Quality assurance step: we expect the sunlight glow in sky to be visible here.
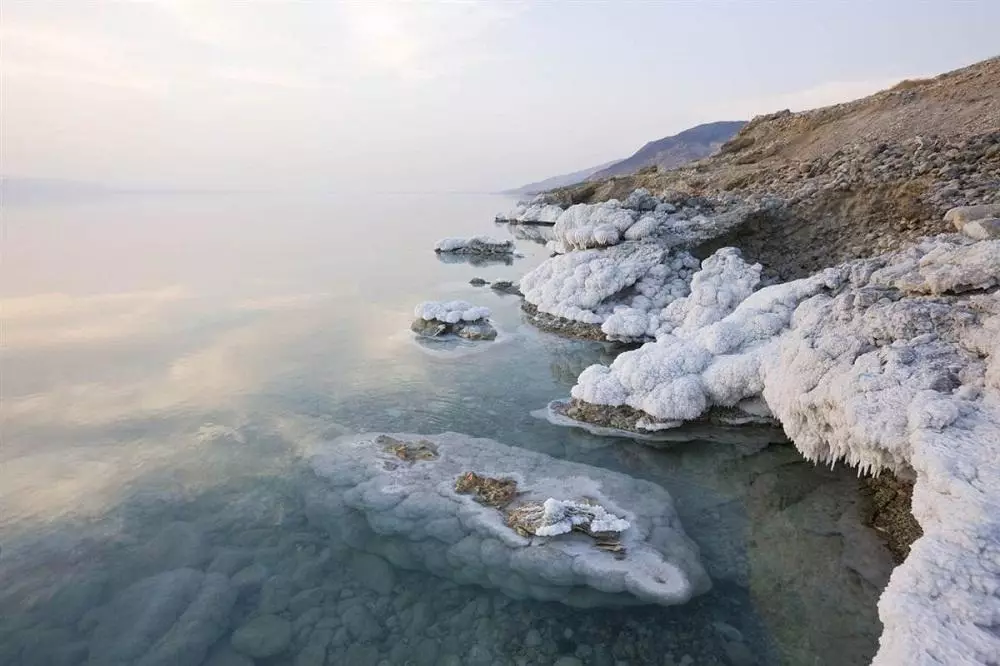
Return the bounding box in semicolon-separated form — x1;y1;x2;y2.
2;1;997;192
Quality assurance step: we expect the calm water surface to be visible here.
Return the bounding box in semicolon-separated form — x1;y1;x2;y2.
0;193;887;666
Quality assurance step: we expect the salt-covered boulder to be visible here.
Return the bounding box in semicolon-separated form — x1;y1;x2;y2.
551;200;658;252
602;248;763;342
411;301;496;340
434;236;515;255
303;432;710;607
573;268;840;424
519;242;699;328
87;569;236;666
497;197;564;225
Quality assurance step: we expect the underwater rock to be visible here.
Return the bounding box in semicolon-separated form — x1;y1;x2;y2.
87;569;236;666
303;432;710;607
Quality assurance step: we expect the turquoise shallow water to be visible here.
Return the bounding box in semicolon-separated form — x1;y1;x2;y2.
0;192;887;665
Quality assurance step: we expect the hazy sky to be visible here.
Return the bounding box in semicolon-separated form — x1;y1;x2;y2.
2;1;998;192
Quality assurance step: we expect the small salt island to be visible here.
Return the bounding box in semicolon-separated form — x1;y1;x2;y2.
411;300;497;340
434;236;515;256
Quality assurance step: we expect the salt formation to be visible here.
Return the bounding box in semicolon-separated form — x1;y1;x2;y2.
434;236;514;255
530;498;631;537
411;301;496;340
497;200;565;225
519;242;699;327
516;190;772;340
565;235;1000;664
573;267;838;422
303;432;710;607
602;248;764;342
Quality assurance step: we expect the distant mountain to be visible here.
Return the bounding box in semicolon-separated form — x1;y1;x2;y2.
506;160;620;195
505;121;746;196
1;176;113;203
587;121;746;181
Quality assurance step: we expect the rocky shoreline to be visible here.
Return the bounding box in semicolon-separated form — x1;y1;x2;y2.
501;57;1000;665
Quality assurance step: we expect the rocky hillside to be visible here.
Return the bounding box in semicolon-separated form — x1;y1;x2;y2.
548;56;1000;280
587;121;746;181
505;160;618;195
506;120;745;195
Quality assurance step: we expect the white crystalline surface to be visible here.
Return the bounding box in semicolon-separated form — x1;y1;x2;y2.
414;300;490;324
574;269;838;419
569;235;1000;664
602;248;764;342
304;432;710;607
434;236;514;254
519;242;698;326
533;498;632;537
502;202;565;224
550;199;668;252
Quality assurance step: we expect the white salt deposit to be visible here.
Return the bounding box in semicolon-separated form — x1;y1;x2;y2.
413;300;490;324
304;432;710;607
566;235;1000;664
519;242;698;326
434;236;514;254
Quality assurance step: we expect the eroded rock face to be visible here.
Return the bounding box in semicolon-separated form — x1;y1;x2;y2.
303;432;710;608
87;569;236;666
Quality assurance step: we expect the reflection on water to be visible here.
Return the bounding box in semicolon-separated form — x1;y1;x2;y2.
435;251;516;267
1;193;888;665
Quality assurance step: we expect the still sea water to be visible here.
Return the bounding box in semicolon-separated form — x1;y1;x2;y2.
0;192;888;665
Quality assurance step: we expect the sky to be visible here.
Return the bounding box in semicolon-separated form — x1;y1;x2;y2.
2;1;998;193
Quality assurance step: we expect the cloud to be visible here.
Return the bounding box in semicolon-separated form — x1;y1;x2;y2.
1;287;189;349
338;1;521;82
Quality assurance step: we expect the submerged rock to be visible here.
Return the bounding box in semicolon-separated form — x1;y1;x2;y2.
303;432;710;607
490;280;523;296
230;614;292;659
87;569;236;666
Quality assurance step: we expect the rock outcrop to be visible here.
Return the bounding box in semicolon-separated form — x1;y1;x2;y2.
434;236;515;255
558;234;1000;664
411;301;497;341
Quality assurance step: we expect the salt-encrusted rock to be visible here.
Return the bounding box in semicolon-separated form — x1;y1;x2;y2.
497;197;564;225
572;268;839;424
943;203;1000;231
411;301;497;341
550;200;667;252
602;247;763;342
87;569;236;666
303;432;710;607
519;242;699;328
434;236;515;255
563;235;1000;663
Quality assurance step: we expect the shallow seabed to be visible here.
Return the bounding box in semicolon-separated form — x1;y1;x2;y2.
1;192;890;665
